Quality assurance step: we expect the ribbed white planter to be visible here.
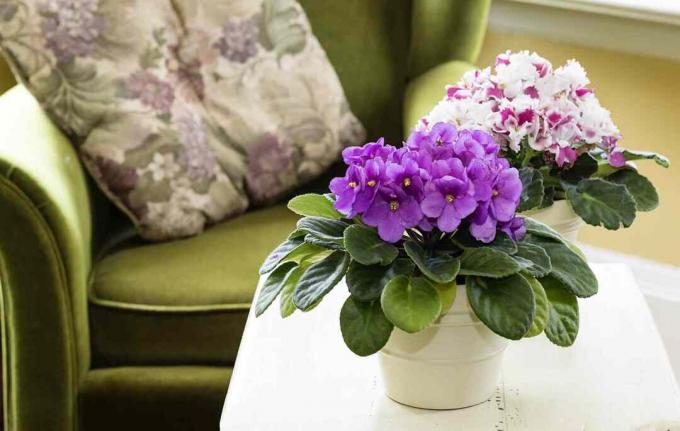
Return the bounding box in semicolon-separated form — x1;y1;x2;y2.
523;200;584;242
378;285;508;410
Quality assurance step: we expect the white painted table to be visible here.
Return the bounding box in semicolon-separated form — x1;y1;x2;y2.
221;264;680;430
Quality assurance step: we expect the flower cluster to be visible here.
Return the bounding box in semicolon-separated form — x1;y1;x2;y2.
331;124;525;243
421;50;624;167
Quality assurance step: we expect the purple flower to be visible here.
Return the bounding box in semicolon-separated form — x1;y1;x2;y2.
489;168;522;222
499;217;526;242
124;71;175;113
39;0;106;63
362;186;422;243
386;154;423;198
330;159;384;218
329;126;524;245
213;17;259;63
421;176;477;232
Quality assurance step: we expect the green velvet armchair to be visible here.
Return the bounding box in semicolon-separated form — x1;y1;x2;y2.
0;1;489;429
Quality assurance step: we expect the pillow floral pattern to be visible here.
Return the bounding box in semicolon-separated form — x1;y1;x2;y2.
0;0;364;240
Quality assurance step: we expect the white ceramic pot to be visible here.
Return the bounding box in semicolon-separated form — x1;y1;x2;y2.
378;285;508;410
523;200;583;242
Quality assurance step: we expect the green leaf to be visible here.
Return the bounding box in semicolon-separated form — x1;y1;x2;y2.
513;243;551;278
560;153;598;182
435;282;458;314
541;276;579;346
340;297;394;356
296;217;349;245
287;193;343;219
344;225;399;266
523;217;567;244
279;265;303;318
458;247;521;278
451;229;518;254
466;274;535;340
281;242;328;265
255;262;297;316
259;238;303;274
346;259;415;302
304;234;343;250
404;241;461;284
540;186;556;209
622;149;670;168
381;276;442;333
293;251;350;310
607;169;659;212
523;275;549;337
528;235;598;298
565;178;636;229
518;167;544;211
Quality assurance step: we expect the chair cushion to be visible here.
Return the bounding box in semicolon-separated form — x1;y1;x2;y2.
90;204;297;366
80;366;230;431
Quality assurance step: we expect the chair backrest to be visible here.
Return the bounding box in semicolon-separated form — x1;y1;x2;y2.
299;0;412;144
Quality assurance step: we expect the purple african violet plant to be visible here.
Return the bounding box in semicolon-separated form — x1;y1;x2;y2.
255;125;599;357
330;124;525;244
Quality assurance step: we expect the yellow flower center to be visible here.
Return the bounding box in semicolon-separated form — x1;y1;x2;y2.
446;194;454;203
492;190;499;197
367;180;376;187
389;200;399;212
348;181;358;188
403;178;411;187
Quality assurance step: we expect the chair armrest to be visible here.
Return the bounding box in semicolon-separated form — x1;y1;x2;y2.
403;60;475;135
408;0;490;77
0;86;92;430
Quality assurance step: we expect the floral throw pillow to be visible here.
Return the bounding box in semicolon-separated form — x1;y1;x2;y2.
0;0;364;240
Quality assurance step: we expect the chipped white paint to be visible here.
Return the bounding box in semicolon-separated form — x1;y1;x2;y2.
221;264;680;430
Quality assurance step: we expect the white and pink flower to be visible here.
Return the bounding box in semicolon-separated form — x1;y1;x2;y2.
420;50;622;167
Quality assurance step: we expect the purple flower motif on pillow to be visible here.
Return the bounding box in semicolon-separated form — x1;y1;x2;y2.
39;0;107;63
124;71;175;113
213;17;259;63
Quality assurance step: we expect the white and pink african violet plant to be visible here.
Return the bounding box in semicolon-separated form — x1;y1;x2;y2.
420;50;668;227
255;125;597;357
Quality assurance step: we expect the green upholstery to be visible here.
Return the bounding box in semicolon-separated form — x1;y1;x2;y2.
90;205;297;366
403;60;477;133
80;367;231;431
0;1;490;429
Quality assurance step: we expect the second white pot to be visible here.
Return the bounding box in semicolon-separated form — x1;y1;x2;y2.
523;200;583;241
378;285;508;410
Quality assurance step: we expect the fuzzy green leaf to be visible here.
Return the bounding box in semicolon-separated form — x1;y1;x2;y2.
518;167;544;212
466;274;535;340
622;150;670;168
288;193;343;219
403;241;460;284
565;178;636;229
259;238;303;275
255;262;297;316
524;275;549;337
340;297;393;356
513;243;551;278
529;235;598;298
607;169;659;212
293;251;350;310
344;225;399;266
458;247;521;278
381;276;442;333
296;217;349;245
541;276;579;346
346;259;415;302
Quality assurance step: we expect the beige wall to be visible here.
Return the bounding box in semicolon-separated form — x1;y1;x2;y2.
479;31;680;266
